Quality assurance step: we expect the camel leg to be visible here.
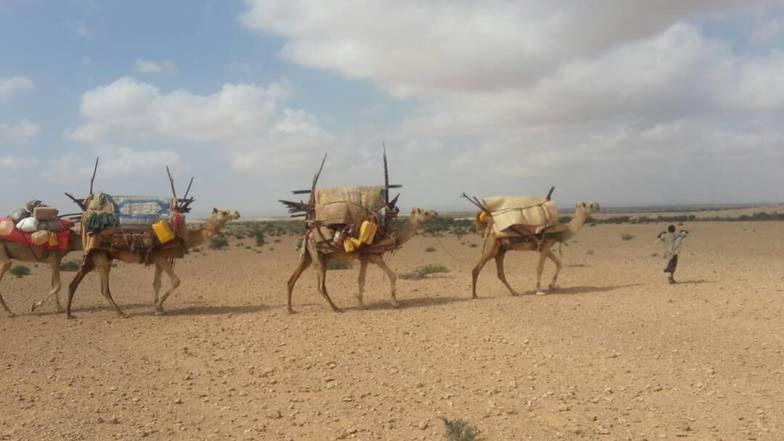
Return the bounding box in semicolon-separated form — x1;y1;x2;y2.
152;263;163;306
32;254;64;313
66;256;96;319
495;251;520;296
315;255;341;313
153;257;180;315
535;250;548;296
357;257;369;308
0;260;14;317
369;254;399;308
544;246;563;291
93;253;128;318
286;250;312;314
471;236;499;299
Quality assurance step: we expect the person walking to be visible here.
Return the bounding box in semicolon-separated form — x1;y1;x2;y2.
657;224;689;284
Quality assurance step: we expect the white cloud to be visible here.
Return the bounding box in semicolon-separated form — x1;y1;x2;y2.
0;119;40;143
0;76;33;101
68;77;328;174
242;0;744;97
77;21;91;38
135;59;177;74
47;147;181;181
237;1;784;207
0;155;37;170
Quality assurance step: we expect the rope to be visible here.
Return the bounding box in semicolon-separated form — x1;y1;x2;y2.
434;234;470;264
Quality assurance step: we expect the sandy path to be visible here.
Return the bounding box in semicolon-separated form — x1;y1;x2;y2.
1;222;783;440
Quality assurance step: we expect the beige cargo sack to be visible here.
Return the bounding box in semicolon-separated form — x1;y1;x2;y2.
483;196;559;235
315;186;385;227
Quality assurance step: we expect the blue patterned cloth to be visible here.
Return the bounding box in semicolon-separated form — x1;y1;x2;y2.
111;196;172;225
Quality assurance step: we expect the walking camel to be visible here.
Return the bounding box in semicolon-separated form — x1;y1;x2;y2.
287;207;438;313
65;208;240;318
471;202;600;298
0;229;82;317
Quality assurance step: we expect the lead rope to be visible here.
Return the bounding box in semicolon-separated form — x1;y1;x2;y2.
433;234;470;264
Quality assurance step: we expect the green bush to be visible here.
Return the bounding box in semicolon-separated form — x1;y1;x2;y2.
10;265;31;278
400;264;450;280
252;227;266;247
441;417;480;441
209;233;229;250
59;261;80;272
326;259;352;270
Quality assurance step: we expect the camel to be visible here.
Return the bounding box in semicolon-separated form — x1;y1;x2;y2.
471;202;600;298
65;208;240;319
286;208;439;313
0;230;82;317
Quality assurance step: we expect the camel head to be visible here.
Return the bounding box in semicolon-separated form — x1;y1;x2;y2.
409;208;439;224
575;202;600;216
211;208;241;223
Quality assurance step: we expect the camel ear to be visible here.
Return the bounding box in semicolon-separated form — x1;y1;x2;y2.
213;208;218;214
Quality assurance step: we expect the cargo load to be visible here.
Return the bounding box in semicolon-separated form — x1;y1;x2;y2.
9;208;30;224
30;230;50;246
33;206;59;221
482;196;559;235
0;219;14;236
79;192;186;253
315;186;385;227
38;220;64;232
113;196;173;225
16;217;39;233
0;216;74;250
279;152;403;255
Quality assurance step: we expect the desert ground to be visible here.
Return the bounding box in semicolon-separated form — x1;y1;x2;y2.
1;219;783;440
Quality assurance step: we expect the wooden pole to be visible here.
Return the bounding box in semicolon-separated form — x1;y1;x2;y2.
165;166;178;200
89;157;99;195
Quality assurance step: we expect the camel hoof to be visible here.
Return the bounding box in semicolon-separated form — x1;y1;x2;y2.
390;301;400;309
472;294;478;300
535;291;547;296
510;291;521;297
548;285;559;292
30;303;39;312
66;314;76;320
287;308;297;314
331;307;344;313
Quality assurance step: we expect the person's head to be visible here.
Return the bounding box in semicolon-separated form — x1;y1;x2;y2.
667;224;676;233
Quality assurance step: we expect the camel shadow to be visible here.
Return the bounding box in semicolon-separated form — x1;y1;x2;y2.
30;303;151;317
141;304;269;317
346;295;472;312
37;303;267;318
543;283;644;296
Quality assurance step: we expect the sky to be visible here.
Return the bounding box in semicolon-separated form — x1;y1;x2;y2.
1;0;783;216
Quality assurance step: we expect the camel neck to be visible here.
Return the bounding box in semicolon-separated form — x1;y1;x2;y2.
397;217;422;244
564;208;588;241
